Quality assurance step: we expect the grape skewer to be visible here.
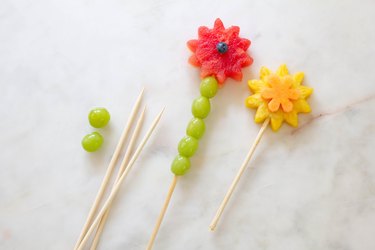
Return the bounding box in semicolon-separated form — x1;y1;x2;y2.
147;18;253;250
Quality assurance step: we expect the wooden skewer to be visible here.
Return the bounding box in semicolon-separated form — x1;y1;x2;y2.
74;88;144;250
146;175;178;250
76;108;165;250
90;106;146;250
209;118;270;231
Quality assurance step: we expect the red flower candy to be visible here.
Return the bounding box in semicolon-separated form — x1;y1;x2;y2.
187;18;253;84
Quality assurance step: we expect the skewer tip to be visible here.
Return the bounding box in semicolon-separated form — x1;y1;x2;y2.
155;107;166;121
161;106;166;113
137;87;145;101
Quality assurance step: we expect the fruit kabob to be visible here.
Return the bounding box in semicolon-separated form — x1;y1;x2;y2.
146;18;253;249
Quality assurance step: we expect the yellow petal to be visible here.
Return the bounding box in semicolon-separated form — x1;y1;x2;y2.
270;111;284;131
293;72;304;86
260;66;271;80
261;88;275;99
248;79;266;93
245;94;263;108
283;75;294;88
254;103;269;123
281;99;293;113
284;111;298;127
294;99;311;113
268;98;281;112
297;86;313;99
276;64;289;76
267;74;280;88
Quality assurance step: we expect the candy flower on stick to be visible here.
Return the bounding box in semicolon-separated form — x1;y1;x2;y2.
209;64;313;230
147;18;252;249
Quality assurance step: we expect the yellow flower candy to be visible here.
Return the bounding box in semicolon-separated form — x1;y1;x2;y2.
246;64;313;131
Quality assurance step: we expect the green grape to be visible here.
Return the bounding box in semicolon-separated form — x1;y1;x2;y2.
192;96;210;119
178;136;199;157
200;77;218;98
186;118;205;139
171;155;191;176
88;108;110;128
82;132;103;152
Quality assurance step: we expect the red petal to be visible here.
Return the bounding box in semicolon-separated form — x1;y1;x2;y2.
214;18;225;31
227;26;240;38
200;63;215;77
188;55;201;67
216;72;227;83
242;55;253;67
239;38;251;50
187;40;198;52
228;70;243;81
200;70;210;79
198;26;210;39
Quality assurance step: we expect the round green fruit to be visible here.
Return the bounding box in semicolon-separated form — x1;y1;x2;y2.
186;118;205;139
82;132;103;152
192;96;211;119
178;136;199;157
171;155;191;176
88;108;110;128
200;77;218;98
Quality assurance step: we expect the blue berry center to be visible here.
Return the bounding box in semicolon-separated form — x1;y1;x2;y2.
216;42;228;54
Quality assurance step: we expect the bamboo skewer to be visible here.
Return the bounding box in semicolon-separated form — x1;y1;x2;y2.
209;118;270;231
146;175;178;250
76;108;165;250
74;88;144;250
90;107;146;250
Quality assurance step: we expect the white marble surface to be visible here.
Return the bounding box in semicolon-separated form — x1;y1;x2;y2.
1;0;375;249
